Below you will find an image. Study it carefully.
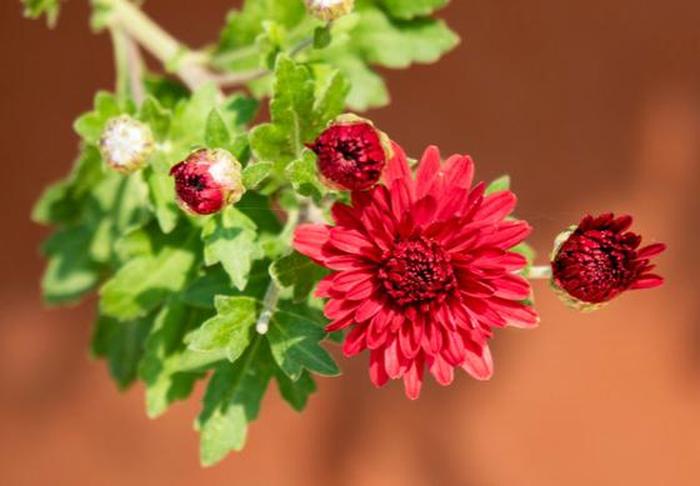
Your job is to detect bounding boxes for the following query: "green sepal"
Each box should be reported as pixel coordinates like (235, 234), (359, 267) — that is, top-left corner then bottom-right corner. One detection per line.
(485, 174), (511, 195)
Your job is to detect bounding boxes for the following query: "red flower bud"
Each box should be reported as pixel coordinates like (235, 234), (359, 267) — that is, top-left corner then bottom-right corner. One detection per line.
(308, 114), (392, 191)
(170, 148), (244, 215)
(99, 115), (154, 174)
(551, 213), (666, 310)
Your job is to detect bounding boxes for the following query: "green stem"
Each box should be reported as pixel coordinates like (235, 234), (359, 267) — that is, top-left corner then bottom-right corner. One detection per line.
(109, 27), (131, 102)
(105, 0), (215, 90)
(526, 265), (552, 280)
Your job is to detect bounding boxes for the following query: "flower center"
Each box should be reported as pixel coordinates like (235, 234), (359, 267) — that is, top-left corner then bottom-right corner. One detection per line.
(378, 236), (457, 307)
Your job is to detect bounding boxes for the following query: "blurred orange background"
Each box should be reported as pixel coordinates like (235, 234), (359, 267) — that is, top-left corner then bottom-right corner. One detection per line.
(2, 1), (699, 485)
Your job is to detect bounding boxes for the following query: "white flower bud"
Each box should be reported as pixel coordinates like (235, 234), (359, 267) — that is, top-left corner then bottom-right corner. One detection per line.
(99, 115), (154, 174)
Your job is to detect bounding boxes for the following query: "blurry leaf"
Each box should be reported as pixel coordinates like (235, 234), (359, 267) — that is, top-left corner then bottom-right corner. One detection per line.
(275, 369), (317, 411)
(73, 92), (127, 145)
(267, 300), (339, 380)
(32, 145), (103, 226)
(22, 0), (60, 27)
(197, 337), (273, 466)
(91, 312), (154, 390)
(242, 162), (273, 189)
(313, 25), (332, 49)
(138, 96), (172, 141)
(485, 174), (511, 195)
(41, 225), (100, 304)
(205, 109), (232, 149)
(377, 0), (449, 19)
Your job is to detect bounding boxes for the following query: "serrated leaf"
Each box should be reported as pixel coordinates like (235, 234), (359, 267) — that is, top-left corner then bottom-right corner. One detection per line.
(73, 92), (125, 145)
(91, 313), (154, 390)
(197, 337), (273, 466)
(485, 175), (511, 195)
(271, 251), (328, 302)
(183, 261), (271, 309)
(169, 83), (220, 148)
(41, 225), (101, 304)
(202, 207), (263, 290)
(267, 301), (339, 380)
(139, 96), (172, 141)
(185, 296), (257, 362)
(275, 369), (317, 412)
(139, 298), (212, 417)
(205, 109), (232, 149)
(285, 151), (326, 201)
(99, 226), (200, 320)
(32, 145), (104, 226)
(242, 162), (273, 189)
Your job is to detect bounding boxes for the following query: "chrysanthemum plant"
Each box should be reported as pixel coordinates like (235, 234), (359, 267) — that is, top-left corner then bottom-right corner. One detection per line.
(26, 0), (666, 466)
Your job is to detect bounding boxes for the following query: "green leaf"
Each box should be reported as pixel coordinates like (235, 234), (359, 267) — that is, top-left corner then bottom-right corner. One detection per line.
(139, 298), (212, 418)
(271, 251), (328, 302)
(312, 2), (459, 109)
(205, 109), (232, 149)
(202, 207), (263, 290)
(242, 162), (273, 189)
(185, 296), (257, 362)
(91, 313), (154, 390)
(313, 25), (332, 49)
(348, 6), (459, 69)
(32, 145), (104, 226)
(73, 92), (125, 145)
(378, 0), (449, 19)
(138, 96), (172, 141)
(485, 174), (511, 195)
(216, 0), (306, 66)
(267, 301), (339, 380)
(99, 225), (200, 320)
(250, 56), (348, 172)
(285, 151), (326, 201)
(275, 369), (317, 412)
(197, 337), (273, 466)
(145, 161), (180, 234)
(22, 0), (60, 27)
(512, 242), (536, 269)
(183, 261), (272, 309)
(41, 225), (100, 304)
(169, 83), (220, 148)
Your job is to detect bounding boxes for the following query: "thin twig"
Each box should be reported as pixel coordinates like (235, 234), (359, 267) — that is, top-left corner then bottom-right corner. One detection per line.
(525, 265), (552, 280)
(124, 34), (146, 104)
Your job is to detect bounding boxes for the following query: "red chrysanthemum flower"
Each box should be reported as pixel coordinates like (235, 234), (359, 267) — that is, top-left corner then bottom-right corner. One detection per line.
(294, 144), (539, 399)
(551, 213), (666, 308)
(308, 115), (391, 191)
(170, 148), (244, 215)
